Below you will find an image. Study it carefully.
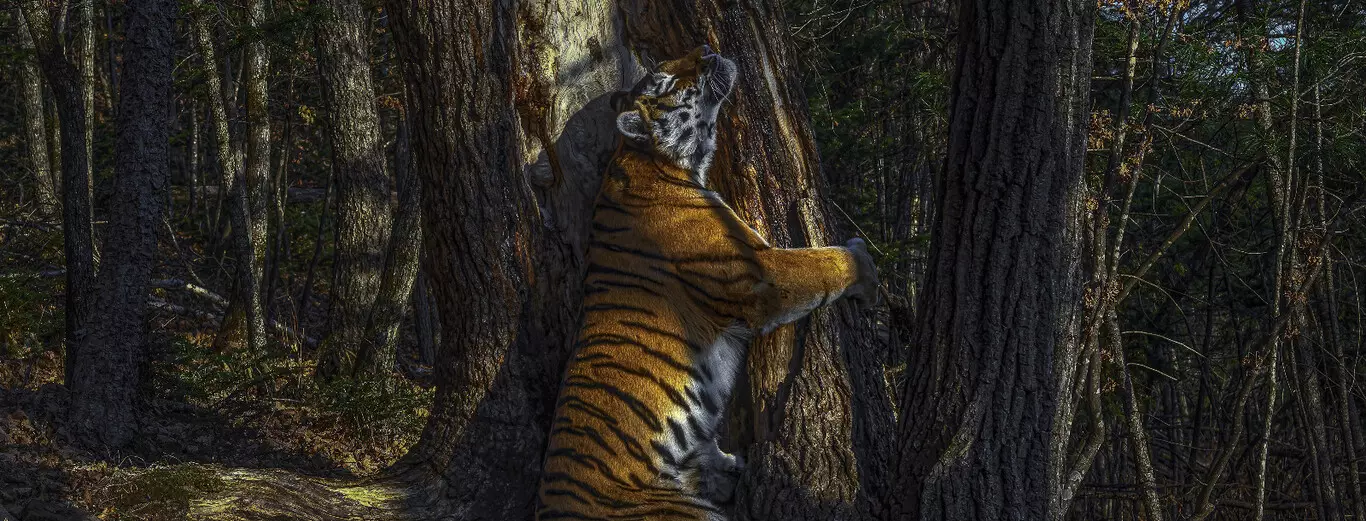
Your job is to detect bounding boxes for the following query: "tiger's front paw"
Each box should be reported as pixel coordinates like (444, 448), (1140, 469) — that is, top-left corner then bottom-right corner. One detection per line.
(845, 238), (879, 307)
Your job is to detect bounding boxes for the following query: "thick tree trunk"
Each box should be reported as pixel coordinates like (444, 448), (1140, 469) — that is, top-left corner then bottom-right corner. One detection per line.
(20, 0), (98, 384)
(15, 11), (60, 216)
(381, 3), (584, 518)
(67, 0), (176, 448)
(609, 2), (898, 519)
(381, 1), (892, 519)
(313, 0), (396, 379)
(889, 0), (1094, 518)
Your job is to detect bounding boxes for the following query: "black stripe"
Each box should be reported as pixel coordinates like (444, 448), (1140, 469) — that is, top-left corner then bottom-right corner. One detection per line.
(666, 418), (689, 445)
(686, 415), (709, 440)
(538, 472), (637, 509)
(591, 240), (675, 263)
(583, 303), (659, 317)
(565, 376), (663, 431)
(595, 202), (637, 218)
(587, 361), (691, 411)
(549, 424), (618, 456)
(558, 396), (619, 426)
(541, 487), (593, 507)
(586, 263), (668, 287)
(652, 440), (679, 466)
(576, 334), (698, 376)
(547, 447), (638, 490)
(586, 278), (662, 296)
(676, 266), (762, 286)
(620, 319), (708, 353)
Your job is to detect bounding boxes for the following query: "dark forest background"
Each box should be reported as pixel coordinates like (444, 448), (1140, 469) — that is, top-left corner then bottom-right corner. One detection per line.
(0, 0), (1363, 520)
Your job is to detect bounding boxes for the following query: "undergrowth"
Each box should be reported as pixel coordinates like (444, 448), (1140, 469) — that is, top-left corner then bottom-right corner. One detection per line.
(152, 336), (431, 476)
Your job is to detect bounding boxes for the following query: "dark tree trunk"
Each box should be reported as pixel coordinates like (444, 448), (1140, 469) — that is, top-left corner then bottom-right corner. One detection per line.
(381, 2), (584, 518)
(20, 0), (98, 384)
(889, 0), (1095, 518)
(360, 111), (422, 377)
(313, 0), (395, 379)
(67, 0), (176, 448)
(15, 10), (60, 216)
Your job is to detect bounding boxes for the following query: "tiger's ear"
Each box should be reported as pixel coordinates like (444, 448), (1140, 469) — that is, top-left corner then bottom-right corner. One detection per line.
(616, 111), (650, 144)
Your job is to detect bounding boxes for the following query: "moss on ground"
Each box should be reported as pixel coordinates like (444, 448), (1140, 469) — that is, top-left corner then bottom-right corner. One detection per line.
(91, 463), (404, 521)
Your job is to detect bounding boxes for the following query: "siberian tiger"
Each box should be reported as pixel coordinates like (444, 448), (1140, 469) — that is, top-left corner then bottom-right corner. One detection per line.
(535, 46), (879, 521)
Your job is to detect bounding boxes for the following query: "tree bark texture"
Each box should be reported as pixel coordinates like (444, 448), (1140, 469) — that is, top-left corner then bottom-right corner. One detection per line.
(314, 0), (395, 378)
(381, 1), (894, 519)
(359, 112), (423, 377)
(67, 0), (176, 448)
(20, 0), (97, 383)
(211, 0), (271, 352)
(244, 0), (272, 276)
(890, 0), (1094, 518)
(382, 2), (580, 518)
(15, 10), (60, 216)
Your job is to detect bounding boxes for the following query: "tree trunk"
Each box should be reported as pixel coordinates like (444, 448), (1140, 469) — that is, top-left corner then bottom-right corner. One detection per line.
(188, 0), (236, 227)
(359, 111), (422, 377)
(313, 0), (395, 379)
(213, 0), (271, 352)
(608, 2), (898, 518)
(890, 0), (1095, 518)
(67, 0), (176, 448)
(244, 0), (271, 278)
(15, 10), (60, 216)
(380, 1), (893, 519)
(381, 2), (581, 518)
(20, 0), (98, 384)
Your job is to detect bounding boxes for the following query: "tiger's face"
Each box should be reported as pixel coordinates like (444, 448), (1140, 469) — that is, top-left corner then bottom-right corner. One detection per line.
(614, 45), (737, 181)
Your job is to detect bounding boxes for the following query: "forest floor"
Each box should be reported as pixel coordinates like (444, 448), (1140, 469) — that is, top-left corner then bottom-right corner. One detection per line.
(1, 207), (431, 520)
(0, 332), (429, 520)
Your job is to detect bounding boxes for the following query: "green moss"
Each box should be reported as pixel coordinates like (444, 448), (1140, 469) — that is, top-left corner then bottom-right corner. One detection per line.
(97, 464), (226, 521)
(334, 485), (402, 509)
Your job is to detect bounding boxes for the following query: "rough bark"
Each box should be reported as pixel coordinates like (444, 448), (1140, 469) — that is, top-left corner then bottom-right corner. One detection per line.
(609, 2), (898, 519)
(313, 0), (397, 378)
(20, 0), (97, 384)
(212, 0), (271, 352)
(890, 0), (1094, 518)
(188, 0), (237, 220)
(15, 10), (60, 216)
(380, 2), (892, 519)
(244, 0), (271, 276)
(381, 3), (578, 519)
(359, 112), (422, 377)
(67, 0), (176, 448)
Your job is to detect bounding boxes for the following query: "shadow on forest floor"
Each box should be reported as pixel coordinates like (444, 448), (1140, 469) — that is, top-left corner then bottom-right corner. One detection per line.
(0, 333), (426, 520)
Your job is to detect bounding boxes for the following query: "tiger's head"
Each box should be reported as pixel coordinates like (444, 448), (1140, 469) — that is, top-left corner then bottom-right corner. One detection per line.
(613, 46), (737, 182)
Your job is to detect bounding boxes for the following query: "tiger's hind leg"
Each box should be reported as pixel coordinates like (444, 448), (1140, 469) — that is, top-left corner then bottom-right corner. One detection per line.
(696, 440), (743, 504)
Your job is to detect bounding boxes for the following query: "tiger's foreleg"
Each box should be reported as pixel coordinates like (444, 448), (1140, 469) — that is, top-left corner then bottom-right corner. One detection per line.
(750, 238), (878, 333)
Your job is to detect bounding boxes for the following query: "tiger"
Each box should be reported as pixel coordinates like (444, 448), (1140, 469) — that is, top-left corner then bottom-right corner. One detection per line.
(535, 46), (879, 521)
